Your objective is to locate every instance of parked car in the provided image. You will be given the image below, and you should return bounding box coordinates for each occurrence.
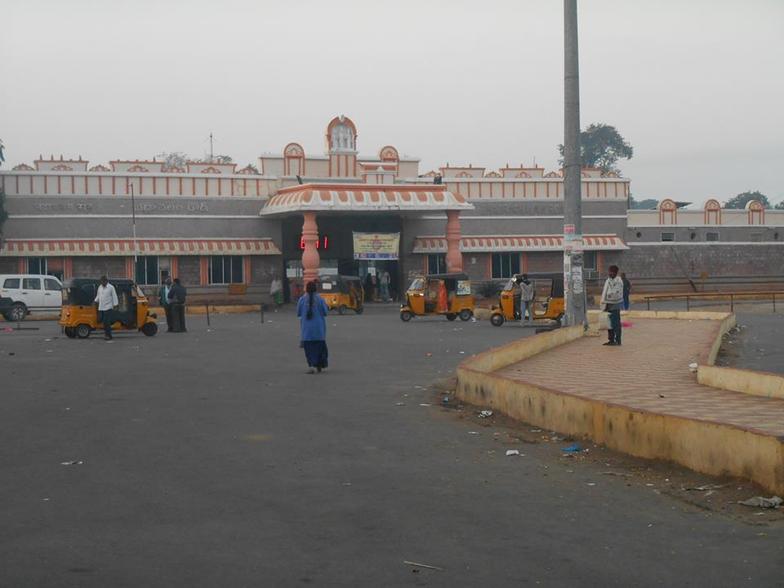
[0,274,63,321]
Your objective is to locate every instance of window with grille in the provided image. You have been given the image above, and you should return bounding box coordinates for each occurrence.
[491,253,520,279]
[135,256,160,285]
[209,256,244,284]
[427,254,446,274]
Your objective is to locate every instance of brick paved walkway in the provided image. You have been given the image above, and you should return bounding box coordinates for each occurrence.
[496,319,784,437]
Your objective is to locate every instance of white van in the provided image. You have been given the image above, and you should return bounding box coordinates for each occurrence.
[0,274,63,321]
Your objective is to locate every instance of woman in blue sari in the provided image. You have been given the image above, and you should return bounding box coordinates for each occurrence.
[297,281,330,374]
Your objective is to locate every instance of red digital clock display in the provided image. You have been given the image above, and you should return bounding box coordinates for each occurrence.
[299,236,329,250]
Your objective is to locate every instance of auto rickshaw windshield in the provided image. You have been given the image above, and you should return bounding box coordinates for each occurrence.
[408,278,425,291]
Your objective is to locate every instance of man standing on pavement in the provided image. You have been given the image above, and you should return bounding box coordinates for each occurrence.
[167,278,187,332]
[379,270,391,302]
[519,274,535,322]
[158,276,173,331]
[94,275,119,341]
[600,265,625,346]
[621,272,632,311]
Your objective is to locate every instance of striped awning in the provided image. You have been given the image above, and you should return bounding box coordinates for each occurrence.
[412,234,629,253]
[0,238,281,257]
[261,183,473,216]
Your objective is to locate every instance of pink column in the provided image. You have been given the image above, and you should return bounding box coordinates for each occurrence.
[301,212,320,284]
[445,210,463,272]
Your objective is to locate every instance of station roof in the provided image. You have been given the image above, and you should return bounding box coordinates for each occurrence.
[260,184,473,216]
[413,234,628,253]
[0,238,281,257]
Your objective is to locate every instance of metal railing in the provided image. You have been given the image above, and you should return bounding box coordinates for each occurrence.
[644,291,781,312]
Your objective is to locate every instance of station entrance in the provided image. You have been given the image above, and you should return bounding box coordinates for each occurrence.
[281,214,403,301]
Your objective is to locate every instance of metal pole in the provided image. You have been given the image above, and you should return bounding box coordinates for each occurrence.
[563,0,586,327]
[206,303,210,327]
[773,293,776,313]
[130,183,138,265]
[260,303,264,324]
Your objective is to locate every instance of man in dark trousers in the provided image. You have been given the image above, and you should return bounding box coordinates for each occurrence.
[621,272,632,311]
[167,278,187,332]
[158,276,173,332]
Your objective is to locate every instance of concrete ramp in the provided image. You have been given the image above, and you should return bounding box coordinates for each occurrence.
[456,312,784,494]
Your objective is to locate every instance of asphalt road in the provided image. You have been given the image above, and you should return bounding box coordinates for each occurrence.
[1,307,782,587]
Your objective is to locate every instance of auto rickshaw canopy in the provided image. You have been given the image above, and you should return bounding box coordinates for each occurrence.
[62,278,139,306]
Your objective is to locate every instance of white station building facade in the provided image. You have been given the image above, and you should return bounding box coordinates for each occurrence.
[1,116,782,300]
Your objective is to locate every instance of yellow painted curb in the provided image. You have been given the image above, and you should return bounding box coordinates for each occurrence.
[456,312,784,494]
[698,365,784,401]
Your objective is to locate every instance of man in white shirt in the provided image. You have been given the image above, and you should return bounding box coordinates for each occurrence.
[94,275,119,340]
[600,265,625,346]
[519,274,535,322]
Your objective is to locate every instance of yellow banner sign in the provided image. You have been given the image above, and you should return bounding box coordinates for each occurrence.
[353,232,400,260]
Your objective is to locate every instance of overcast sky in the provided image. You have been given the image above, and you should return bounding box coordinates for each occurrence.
[1,0,782,205]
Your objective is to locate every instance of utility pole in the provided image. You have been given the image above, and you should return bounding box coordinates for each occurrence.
[129,182,138,266]
[563,0,586,326]
[209,132,214,163]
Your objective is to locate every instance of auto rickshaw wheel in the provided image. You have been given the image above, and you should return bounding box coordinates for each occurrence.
[400,310,413,322]
[490,313,505,327]
[8,303,27,322]
[355,306,364,315]
[446,313,457,321]
[338,305,347,315]
[76,324,91,339]
[458,309,473,321]
[141,322,158,337]
[64,327,77,339]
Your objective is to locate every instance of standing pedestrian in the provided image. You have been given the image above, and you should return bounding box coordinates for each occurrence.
[297,280,329,374]
[94,275,119,341]
[621,272,632,311]
[370,273,379,302]
[519,274,535,322]
[270,274,283,309]
[600,265,625,346]
[158,276,173,332]
[364,272,375,303]
[167,278,187,332]
[379,270,391,302]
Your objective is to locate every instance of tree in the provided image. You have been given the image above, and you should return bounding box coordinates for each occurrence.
[213,155,233,164]
[724,190,770,209]
[558,123,633,173]
[0,188,9,241]
[775,200,784,210]
[157,151,188,170]
[629,195,658,210]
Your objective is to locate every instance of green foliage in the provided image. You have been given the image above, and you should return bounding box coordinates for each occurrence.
[775,200,784,210]
[0,188,9,236]
[558,123,633,173]
[724,190,770,209]
[629,196,659,210]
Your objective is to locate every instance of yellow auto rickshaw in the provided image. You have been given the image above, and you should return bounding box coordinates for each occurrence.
[490,272,565,327]
[400,273,474,322]
[60,278,158,338]
[318,275,364,315]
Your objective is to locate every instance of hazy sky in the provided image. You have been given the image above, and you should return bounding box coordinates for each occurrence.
[1,0,782,205]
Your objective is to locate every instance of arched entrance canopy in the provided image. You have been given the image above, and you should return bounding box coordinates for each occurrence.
[260,183,473,216]
[261,184,473,283]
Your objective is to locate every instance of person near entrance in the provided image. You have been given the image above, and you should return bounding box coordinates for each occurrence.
[364,273,375,302]
[600,265,625,346]
[379,270,391,302]
[158,276,173,332]
[297,281,329,374]
[94,275,119,341]
[270,274,283,309]
[519,274,535,322]
[167,278,187,332]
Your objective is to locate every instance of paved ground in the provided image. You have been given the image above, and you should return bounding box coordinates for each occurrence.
[497,318,784,437]
[1,308,783,587]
